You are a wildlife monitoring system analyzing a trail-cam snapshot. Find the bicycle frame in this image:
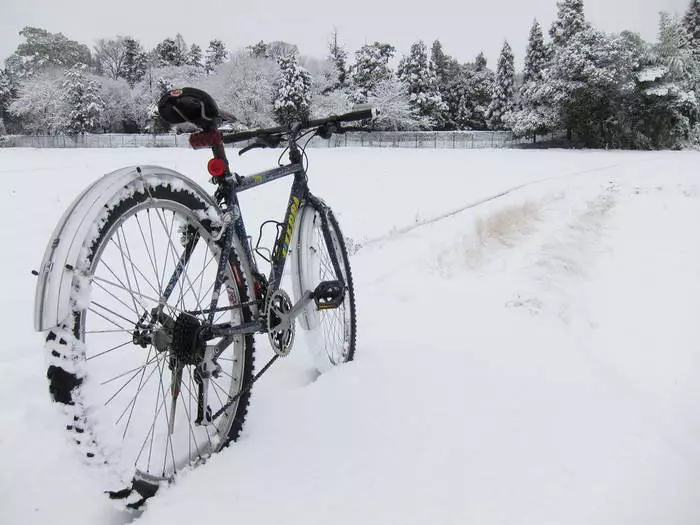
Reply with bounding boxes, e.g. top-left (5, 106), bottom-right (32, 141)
top-left (158, 143), bottom-right (345, 342)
